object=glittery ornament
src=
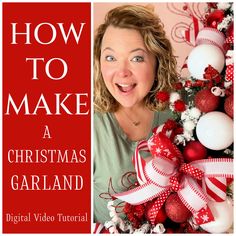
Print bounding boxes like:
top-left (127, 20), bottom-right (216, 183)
top-left (194, 89), bottom-right (220, 112)
top-left (165, 193), bottom-right (191, 223)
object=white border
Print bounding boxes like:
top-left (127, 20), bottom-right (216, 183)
top-left (1, 0), bottom-right (235, 235)
top-left (90, 0), bottom-right (94, 233)
top-left (93, 0), bottom-right (211, 3)
top-left (0, 0), bottom-right (3, 234)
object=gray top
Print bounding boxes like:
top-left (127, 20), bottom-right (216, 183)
top-left (93, 110), bottom-right (172, 223)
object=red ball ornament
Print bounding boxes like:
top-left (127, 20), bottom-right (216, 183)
top-left (227, 22), bottom-right (234, 38)
top-left (166, 228), bottom-right (175, 233)
top-left (224, 95), bottom-right (234, 118)
top-left (183, 141), bottom-right (208, 163)
top-left (154, 206), bottom-right (167, 224)
top-left (165, 193), bottom-right (191, 223)
top-left (194, 89), bottom-right (220, 112)
top-left (145, 200), bottom-right (167, 224)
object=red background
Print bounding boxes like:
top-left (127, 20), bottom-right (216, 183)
top-left (3, 3), bottom-right (91, 233)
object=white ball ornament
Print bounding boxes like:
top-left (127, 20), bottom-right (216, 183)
top-left (196, 111), bottom-right (233, 150)
top-left (200, 198), bottom-right (233, 233)
top-left (187, 44), bottom-right (225, 80)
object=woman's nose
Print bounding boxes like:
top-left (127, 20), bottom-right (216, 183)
top-left (117, 62), bottom-right (132, 78)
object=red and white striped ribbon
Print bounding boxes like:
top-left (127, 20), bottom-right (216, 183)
top-left (204, 177), bottom-right (227, 202)
top-left (183, 15), bottom-right (200, 46)
top-left (192, 158), bottom-right (233, 202)
top-left (93, 223), bottom-right (106, 234)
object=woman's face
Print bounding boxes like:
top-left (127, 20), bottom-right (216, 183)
top-left (100, 26), bottom-right (156, 109)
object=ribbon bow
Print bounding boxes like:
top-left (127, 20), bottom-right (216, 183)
top-left (114, 132), bottom-right (233, 225)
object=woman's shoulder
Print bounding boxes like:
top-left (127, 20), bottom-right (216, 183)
top-left (94, 112), bottom-right (111, 124)
top-left (94, 112), bottom-right (116, 132)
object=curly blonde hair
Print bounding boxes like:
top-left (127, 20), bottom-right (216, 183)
top-left (94, 4), bottom-right (178, 112)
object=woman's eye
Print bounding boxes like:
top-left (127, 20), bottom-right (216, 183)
top-left (105, 55), bottom-right (116, 62)
top-left (132, 56), bottom-right (144, 62)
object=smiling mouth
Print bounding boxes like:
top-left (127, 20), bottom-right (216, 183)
top-left (116, 83), bottom-right (136, 93)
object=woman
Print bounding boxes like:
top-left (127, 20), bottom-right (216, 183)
top-left (93, 4), bottom-right (178, 224)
